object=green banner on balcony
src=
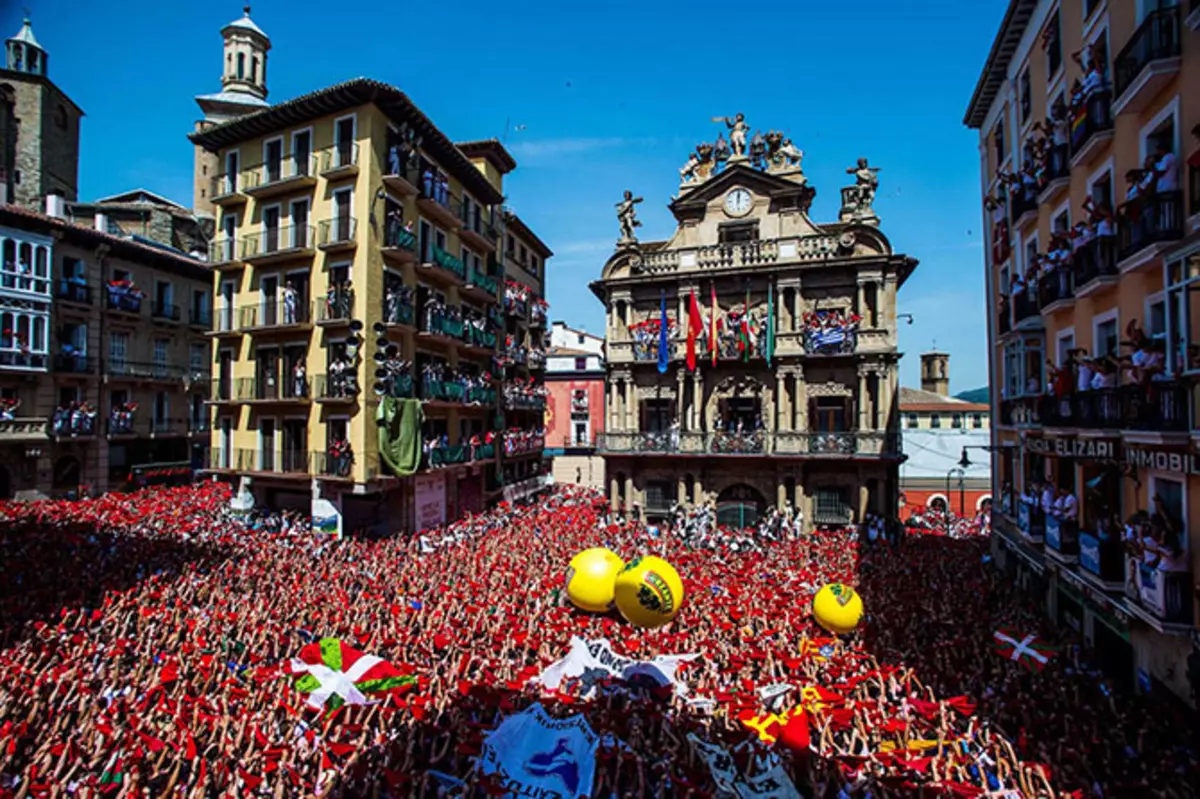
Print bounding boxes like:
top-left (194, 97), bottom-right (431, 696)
top-left (376, 396), bottom-right (423, 477)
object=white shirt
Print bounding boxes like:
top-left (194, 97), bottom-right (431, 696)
top-left (1081, 70), bottom-right (1104, 97)
top-left (1061, 493), bottom-right (1077, 521)
top-left (1155, 152), bottom-right (1177, 193)
top-left (1041, 488), bottom-right (1055, 510)
top-left (1076, 363), bottom-right (1094, 392)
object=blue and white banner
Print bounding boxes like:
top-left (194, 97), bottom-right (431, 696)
top-left (479, 703), bottom-right (599, 799)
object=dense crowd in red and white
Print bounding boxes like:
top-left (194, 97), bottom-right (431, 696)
top-left (0, 482), bottom-right (1195, 798)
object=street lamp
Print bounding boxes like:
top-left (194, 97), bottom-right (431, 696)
top-left (945, 467), bottom-right (966, 529)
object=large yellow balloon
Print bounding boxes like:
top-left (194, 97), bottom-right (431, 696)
top-left (812, 583), bottom-right (864, 635)
top-left (566, 548), bottom-right (625, 613)
top-left (613, 555), bottom-right (684, 628)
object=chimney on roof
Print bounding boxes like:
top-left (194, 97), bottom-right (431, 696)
top-left (45, 192), bottom-right (67, 219)
top-left (94, 211), bottom-right (108, 232)
top-left (921, 351), bottom-right (950, 397)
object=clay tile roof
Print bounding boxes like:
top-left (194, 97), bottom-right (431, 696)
top-left (456, 139), bottom-right (517, 174)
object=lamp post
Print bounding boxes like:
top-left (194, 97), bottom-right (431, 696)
top-left (945, 467), bottom-right (965, 531)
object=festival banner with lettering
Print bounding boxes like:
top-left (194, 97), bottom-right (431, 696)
top-left (479, 703), bottom-right (599, 799)
top-left (688, 734), bottom-right (802, 799)
top-left (534, 637), bottom-right (699, 698)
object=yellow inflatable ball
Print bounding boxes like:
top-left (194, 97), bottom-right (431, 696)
top-left (811, 583), bottom-right (864, 635)
top-left (566, 548), bottom-right (625, 613)
top-left (613, 555), bottom-right (684, 629)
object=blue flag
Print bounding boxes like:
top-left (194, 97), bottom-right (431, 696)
top-left (657, 291), bottom-right (669, 374)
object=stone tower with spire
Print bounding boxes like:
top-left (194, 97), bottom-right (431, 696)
top-left (191, 6), bottom-right (271, 218)
top-left (0, 15), bottom-right (83, 208)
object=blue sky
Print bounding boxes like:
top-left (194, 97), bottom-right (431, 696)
top-left (10, 0), bottom-right (1006, 393)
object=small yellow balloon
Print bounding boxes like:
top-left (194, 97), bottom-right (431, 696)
top-left (566, 548), bottom-right (625, 613)
top-left (812, 583), bottom-right (864, 635)
top-left (613, 555), bottom-right (684, 628)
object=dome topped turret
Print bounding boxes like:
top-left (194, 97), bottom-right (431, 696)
top-left (6, 17), bottom-right (47, 77)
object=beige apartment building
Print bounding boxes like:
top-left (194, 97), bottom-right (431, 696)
top-left (966, 0), bottom-right (1200, 701)
top-left (592, 118), bottom-right (915, 528)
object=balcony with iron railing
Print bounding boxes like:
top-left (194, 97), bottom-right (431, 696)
top-left (1125, 553), bottom-right (1193, 630)
top-left (1112, 6), bottom-right (1182, 115)
top-left (148, 417), bottom-right (188, 437)
top-left (1037, 144), bottom-right (1071, 205)
top-left (240, 225), bottom-right (315, 264)
top-left (504, 390), bottom-right (546, 411)
top-left (420, 378), bottom-right (466, 404)
top-left (1, 348), bottom-right (48, 371)
top-left (316, 285), bottom-right (354, 326)
top-left (1009, 191), bottom-right (1038, 230)
top-left (188, 416), bottom-right (210, 435)
top-left (381, 294), bottom-right (415, 328)
top-left (318, 217), bottom-right (358, 251)
top-left (459, 204), bottom-right (494, 253)
top-left (233, 447), bottom-right (309, 476)
top-left (54, 280), bottom-right (92, 306)
top-left (416, 177), bottom-right (462, 230)
top-left (105, 415), bottom-right (142, 438)
top-left (422, 312), bottom-right (465, 342)
top-left (152, 301), bottom-right (181, 323)
top-left (189, 307), bottom-right (212, 328)
top-left (105, 360), bottom-right (186, 382)
top-left (320, 143), bottom-right (359, 178)
top-left (1072, 236), bottom-right (1119, 295)
top-left (462, 324), bottom-right (497, 352)
top-left (209, 172), bottom-right (246, 205)
top-left (428, 442), bottom-right (470, 467)
top-left (236, 375), bottom-right (311, 403)
top-left (464, 267), bottom-right (498, 299)
top-left (210, 238), bottom-right (241, 268)
top-left (314, 373), bottom-right (359, 402)
top-left (382, 221), bottom-right (418, 264)
top-left (375, 371), bottom-right (414, 399)
top-left (50, 407), bottom-right (97, 438)
top-left (422, 244), bottom-right (466, 283)
top-left (597, 430), bottom-right (902, 458)
top-left (242, 155), bottom-right (318, 199)
top-left (1037, 268), bottom-right (1074, 313)
top-left (210, 307), bottom-right (241, 337)
top-left (105, 285), bottom-right (143, 315)
top-left (1069, 90), bottom-right (1114, 167)
top-left (238, 299), bottom-right (313, 332)
top-left (1117, 190), bottom-right (1184, 266)
top-left (1011, 290), bottom-right (1042, 328)
top-left (208, 377), bottom-right (234, 403)
top-left (52, 353), bottom-right (92, 374)
top-left (313, 448), bottom-right (355, 479)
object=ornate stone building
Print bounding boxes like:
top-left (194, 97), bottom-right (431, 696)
top-left (591, 119), bottom-right (916, 527)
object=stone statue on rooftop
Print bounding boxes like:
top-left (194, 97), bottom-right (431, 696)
top-left (680, 151), bottom-right (701, 183)
top-left (778, 138), bottom-right (804, 168)
top-left (616, 190), bottom-right (644, 243)
top-left (840, 158), bottom-right (881, 224)
top-left (715, 113), bottom-right (750, 159)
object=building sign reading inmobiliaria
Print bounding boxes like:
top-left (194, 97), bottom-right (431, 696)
top-left (1022, 438), bottom-right (1200, 476)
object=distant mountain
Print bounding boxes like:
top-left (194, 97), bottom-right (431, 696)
top-left (955, 387), bottom-right (990, 404)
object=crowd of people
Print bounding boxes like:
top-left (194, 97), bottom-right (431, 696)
top-left (50, 401), bottom-right (97, 437)
top-left (501, 427), bottom-right (545, 457)
top-left (502, 379), bottom-right (547, 409)
top-left (418, 362), bottom-right (493, 405)
top-left (802, 310), bottom-right (861, 355)
top-left (0, 483), bottom-right (1195, 798)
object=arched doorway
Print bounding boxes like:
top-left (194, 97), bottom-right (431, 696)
top-left (716, 484), bottom-right (766, 529)
top-left (0, 465), bottom-right (11, 499)
top-left (52, 455), bottom-right (81, 495)
top-left (927, 494), bottom-right (948, 513)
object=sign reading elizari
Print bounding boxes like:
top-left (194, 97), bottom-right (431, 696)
top-left (1023, 439), bottom-right (1200, 476)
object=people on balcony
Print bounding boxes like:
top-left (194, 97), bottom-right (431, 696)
top-left (109, 401), bottom-right (137, 435)
top-left (384, 282), bottom-right (413, 324)
top-left (629, 317), bottom-right (677, 359)
top-left (0, 396), bottom-right (20, 421)
top-left (504, 379), bottom-right (547, 408)
top-left (802, 309), bottom-right (861, 354)
top-left (292, 360), bottom-right (309, 399)
top-left (503, 280), bottom-right (530, 315)
top-left (281, 281), bottom-right (299, 325)
top-left (325, 281), bottom-right (353, 320)
top-left (423, 296), bottom-right (460, 334)
top-left (327, 438), bottom-right (353, 478)
top-left (503, 427), bottom-right (545, 456)
top-left (376, 354), bottom-right (411, 397)
top-left (52, 401), bottom-right (96, 436)
top-left (419, 361), bottom-right (491, 404)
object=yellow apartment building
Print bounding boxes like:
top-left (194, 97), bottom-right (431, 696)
top-left (189, 79), bottom-right (549, 534)
top-left (966, 0), bottom-right (1200, 702)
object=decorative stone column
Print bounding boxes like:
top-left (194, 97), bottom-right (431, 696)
top-left (776, 373), bottom-right (786, 432)
top-left (677, 369), bottom-right (687, 431)
top-left (677, 475), bottom-right (687, 507)
top-left (793, 365), bottom-right (807, 431)
top-left (857, 367), bottom-right (869, 431)
top-left (692, 373), bottom-right (703, 431)
top-left (610, 476), bottom-right (619, 511)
